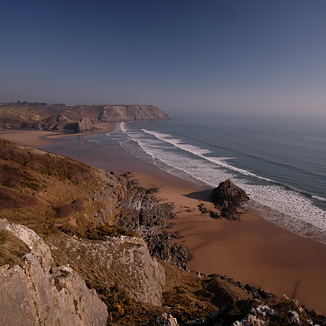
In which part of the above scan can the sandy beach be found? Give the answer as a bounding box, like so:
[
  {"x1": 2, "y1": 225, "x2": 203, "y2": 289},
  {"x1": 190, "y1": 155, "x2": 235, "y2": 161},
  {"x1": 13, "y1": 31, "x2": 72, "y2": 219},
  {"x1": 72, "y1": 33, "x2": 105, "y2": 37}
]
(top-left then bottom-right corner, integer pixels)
[
  {"x1": 133, "y1": 171, "x2": 326, "y2": 315},
  {"x1": 0, "y1": 122, "x2": 116, "y2": 147},
  {"x1": 1, "y1": 125, "x2": 326, "y2": 315}
]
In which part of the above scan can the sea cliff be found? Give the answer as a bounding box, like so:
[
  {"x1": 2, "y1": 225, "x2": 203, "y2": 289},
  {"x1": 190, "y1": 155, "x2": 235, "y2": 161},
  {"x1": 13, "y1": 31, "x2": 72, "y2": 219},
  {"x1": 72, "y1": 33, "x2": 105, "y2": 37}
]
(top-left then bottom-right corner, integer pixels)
[
  {"x1": 0, "y1": 102, "x2": 170, "y2": 133},
  {"x1": 0, "y1": 138, "x2": 325, "y2": 325}
]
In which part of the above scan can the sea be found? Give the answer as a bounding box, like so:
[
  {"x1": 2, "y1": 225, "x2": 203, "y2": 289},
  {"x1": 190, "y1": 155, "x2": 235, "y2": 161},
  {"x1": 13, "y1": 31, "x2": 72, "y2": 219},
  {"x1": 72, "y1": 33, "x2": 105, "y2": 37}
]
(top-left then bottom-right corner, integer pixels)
[{"x1": 43, "y1": 112, "x2": 326, "y2": 245}]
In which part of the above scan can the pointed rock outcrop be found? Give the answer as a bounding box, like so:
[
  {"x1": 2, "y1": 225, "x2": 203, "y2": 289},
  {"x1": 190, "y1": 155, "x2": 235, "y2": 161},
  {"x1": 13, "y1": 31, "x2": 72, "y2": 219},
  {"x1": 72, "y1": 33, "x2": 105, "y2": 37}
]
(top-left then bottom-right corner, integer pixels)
[
  {"x1": 77, "y1": 116, "x2": 98, "y2": 133},
  {"x1": 211, "y1": 179, "x2": 249, "y2": 220}
]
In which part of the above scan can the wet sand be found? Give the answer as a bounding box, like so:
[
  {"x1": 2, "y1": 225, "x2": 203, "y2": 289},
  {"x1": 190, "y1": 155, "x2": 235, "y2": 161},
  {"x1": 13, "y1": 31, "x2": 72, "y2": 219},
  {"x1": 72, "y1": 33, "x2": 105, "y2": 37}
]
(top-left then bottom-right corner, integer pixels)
[{"x1": 1, "y1": 126, "x2": 326, "y2": 314}]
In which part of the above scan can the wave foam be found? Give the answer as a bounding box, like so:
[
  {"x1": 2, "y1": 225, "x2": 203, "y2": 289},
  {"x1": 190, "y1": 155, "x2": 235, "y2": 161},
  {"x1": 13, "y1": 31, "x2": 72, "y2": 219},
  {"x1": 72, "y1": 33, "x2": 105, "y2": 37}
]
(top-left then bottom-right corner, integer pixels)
[
  {"x1": 142, "y1": 129, "x2": 273, "y2": 182},
  {"x1": 115, "y1": 123, "x2": 326, "y2": 243}
]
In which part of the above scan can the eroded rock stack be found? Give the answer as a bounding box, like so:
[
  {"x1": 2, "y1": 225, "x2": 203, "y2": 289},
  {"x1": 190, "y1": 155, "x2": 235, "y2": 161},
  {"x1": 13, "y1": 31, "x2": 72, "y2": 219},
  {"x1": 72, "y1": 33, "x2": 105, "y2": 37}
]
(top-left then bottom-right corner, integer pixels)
[
  {"x1": 77, "y1": 116, "x2": 98, "y2": 133},
  {"x1": 211, "y1": 179, "x2": 249, "y2": 220}
]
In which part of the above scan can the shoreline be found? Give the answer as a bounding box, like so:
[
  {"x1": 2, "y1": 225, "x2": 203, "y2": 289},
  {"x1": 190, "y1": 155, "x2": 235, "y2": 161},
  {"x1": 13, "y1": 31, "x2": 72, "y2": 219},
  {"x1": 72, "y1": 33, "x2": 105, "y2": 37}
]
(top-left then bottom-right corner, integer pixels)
[
  {"x1": 1, "y1": 125, "x2": 326, "y2": 315},
  {"x1": 0, "y1": 122, "x2": 117, "y2": 147}
]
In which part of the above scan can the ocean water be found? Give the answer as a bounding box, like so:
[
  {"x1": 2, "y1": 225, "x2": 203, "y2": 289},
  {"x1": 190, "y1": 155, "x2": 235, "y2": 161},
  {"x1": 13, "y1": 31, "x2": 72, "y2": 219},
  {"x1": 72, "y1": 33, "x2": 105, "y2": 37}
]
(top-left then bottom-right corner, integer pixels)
[{"x1": 105, "y1": 112, "x2": 326, "y2": 244}]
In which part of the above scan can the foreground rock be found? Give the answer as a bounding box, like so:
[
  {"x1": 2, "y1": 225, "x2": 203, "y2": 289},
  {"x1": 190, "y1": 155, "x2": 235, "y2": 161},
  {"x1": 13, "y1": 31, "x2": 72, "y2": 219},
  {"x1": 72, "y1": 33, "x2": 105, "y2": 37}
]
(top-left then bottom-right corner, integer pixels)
[
  {"x1": 211, "y1": 179, "x2": 249, "y2": 220},
  {"x1": 0, "y1": 219, "x2": 108, "y2": 326},
  {"x1": 47, "y1": 232, "x2": 166, "y2": 306}
]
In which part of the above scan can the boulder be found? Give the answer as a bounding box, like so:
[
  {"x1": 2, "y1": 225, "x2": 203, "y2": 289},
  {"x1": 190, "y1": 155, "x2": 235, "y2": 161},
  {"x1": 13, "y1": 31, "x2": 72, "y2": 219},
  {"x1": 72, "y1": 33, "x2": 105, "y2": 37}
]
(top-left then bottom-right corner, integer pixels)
[{"x1": 211, "y1": 179, "x2": 248, "y2": 220}]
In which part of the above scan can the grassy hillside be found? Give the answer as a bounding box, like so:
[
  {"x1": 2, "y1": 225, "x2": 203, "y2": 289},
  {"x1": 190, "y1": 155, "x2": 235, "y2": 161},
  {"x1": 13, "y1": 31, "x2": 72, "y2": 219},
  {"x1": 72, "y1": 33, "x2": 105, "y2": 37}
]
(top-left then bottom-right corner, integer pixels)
[
  {"x1": 0, "y1": 138, "x2": 117, "y2": 235},
  {"x1": 1, "y1": 138, "x2": 325, "y2": 326}
]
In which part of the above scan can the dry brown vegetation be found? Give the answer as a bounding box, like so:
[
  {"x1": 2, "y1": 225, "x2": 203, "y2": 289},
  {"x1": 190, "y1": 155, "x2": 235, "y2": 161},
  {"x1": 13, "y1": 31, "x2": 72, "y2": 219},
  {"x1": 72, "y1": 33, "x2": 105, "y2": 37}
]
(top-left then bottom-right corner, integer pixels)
[
  {"x1": 0, "y1": 230, "x2": 30, "y2": 267},
  {"x1": 0, "y1": 138, "x2": 113, "y2": 235}
]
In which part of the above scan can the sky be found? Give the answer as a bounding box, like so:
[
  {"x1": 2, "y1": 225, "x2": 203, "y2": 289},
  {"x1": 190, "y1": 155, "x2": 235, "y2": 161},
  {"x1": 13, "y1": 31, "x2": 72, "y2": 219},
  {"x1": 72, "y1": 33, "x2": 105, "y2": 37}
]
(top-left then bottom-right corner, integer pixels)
[{"x1": 1, "y1": 0, "x2": 326, "y2": 117}]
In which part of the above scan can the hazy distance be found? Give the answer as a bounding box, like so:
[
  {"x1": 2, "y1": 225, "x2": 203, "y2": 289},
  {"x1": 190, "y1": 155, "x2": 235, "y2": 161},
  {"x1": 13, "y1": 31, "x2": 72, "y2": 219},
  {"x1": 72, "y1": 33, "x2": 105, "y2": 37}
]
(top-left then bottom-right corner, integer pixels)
[{"x1": 1, "y1": 0, "x2": 326, "y2": 118}]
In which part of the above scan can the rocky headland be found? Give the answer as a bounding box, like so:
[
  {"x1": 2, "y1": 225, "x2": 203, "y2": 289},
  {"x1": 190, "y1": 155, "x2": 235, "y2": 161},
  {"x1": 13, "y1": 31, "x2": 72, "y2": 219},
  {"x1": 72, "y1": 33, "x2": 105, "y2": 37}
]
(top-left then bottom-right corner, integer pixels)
[
  {"x1": 0, "y1": 138, "x2": 325, "y2": 325},
  {"x1": 0, "y1": 102, "x2": 170, "y2": 133}
]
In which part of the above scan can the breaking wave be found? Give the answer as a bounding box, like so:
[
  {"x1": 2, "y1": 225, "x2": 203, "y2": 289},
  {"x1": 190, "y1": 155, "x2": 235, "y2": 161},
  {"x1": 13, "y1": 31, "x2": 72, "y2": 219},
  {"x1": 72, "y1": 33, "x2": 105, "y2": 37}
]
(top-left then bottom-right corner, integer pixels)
[{"x1": 110, "y1": 122, "x2": 326, "y2": 244}]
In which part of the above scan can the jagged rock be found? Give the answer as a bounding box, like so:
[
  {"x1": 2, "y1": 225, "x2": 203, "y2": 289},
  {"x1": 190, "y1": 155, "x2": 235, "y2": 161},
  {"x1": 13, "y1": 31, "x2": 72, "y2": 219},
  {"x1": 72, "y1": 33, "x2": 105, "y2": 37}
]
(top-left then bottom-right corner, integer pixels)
[
  {"x1": 0, "y1": 219, "x2": 108, "y2": 326},
  {"x1": 211, "y1": 179, "x2": 249, "y2": 208},
  {"x1": 211, "y1": 179, "x2": 249, "y2": 220},
  {"x1": 77, "y1": 116, "x2": 98, "y2": 133},
  {"x1": 47, "y1": 232, "x2": 166, "y2": 306},
  {"x1": 34, "y1": 113, "x2": 70, "y2": 130},
  {"x1": 149, "y1": 313, "x2": 179, "y2": 326},
  {"x1": 287, "y1": 310, "x2": 300, "y2": 324},
  {"x1": 145, "y1": 231, "x2": 190, "y2": 262}
]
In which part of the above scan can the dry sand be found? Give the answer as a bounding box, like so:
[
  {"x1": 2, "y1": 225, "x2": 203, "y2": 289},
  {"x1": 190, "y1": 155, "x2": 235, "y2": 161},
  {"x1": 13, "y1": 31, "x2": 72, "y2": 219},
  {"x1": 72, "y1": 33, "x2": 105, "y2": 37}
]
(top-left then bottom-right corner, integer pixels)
[
  {"x1": 0, "y1": 129, "x2": 55, "y2": 146},
  {"x1": 133, "y1": 171, "x2": 326, "y2": 315},
  {"x1": 0, "y1": 122, "x2": 116, "y2": 147},
  {"x1": 1, "y1": 126, "x2": 326, "y2": 314}
]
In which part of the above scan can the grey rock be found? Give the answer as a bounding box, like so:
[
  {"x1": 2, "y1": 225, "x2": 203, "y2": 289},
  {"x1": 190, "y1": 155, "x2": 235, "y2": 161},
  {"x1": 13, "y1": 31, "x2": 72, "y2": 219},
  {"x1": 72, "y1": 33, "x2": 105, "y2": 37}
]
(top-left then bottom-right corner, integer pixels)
[
  {"x1": 77, "y1": 116, "x2": 98, "y2": 133},
  {"x1": 149, "y1": 313, "x2": 179, "y2": 326},
  {"x1": 48, "y1": 232, "x2": 166, "y2": 306},
  {"x1": 0, "y1": 219, "x2": 108, "y2": 326}
]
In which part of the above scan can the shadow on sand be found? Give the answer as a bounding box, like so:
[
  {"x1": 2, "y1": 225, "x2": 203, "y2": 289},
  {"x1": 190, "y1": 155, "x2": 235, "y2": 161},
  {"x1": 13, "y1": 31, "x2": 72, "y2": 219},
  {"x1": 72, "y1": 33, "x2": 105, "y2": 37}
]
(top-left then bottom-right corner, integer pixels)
[{"x1": 183, "y1": 189, "x2": 213, "y2": 203}]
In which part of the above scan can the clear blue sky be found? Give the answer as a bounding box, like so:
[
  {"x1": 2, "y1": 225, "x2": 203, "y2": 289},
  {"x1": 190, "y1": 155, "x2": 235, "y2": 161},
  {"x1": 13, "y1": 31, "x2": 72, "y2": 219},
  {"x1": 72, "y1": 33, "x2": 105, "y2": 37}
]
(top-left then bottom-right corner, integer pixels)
[{"x1": 1, "y1": 0, "x2": 326, "y2": 117}]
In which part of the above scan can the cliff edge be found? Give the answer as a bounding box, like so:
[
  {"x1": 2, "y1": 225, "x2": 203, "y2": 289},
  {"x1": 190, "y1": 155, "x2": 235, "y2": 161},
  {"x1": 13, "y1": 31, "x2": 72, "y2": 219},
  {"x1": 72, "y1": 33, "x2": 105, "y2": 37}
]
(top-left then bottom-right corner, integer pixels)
[{"x1": 0, "y1": 102, "x2": 170, "y2": 132}]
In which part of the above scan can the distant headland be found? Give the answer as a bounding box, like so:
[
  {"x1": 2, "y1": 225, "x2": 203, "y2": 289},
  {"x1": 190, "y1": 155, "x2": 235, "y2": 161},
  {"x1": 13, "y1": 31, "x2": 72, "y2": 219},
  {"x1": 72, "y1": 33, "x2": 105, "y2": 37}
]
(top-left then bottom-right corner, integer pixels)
[{"x1": 0, "y1": 101, "x2": 170, "y2": 133}]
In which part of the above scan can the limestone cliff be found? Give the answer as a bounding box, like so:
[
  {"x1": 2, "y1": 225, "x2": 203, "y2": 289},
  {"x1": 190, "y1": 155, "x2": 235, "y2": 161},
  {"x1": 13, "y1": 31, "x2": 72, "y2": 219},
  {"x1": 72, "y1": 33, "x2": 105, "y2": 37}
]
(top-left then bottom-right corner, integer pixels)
[
  {"x1": 98, "y1": 105, "x2": 169, "y2": 122},
  {"x1": 47, "y1": 232, "x2": 166, "y2": 306},
  {"x1": 77, "y1": 116, "x2": 98, "y2": 133},
  {"x1": 0, "y1": 219, "x2": 108, "y2": 326},
  {"x1": 0, "y1": 102, "x2": 170, "y2": 132}
]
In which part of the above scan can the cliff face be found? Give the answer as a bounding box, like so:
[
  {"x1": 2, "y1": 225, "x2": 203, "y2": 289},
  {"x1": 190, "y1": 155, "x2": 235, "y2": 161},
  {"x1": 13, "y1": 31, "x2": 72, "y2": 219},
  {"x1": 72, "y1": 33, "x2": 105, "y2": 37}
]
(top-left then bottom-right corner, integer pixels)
[
  {"x1": 0, "y1": 103, "x2": 170, "y2": 132},
  {"x1": 0, "y1": 218, "x2": 166, "y2": 325},
  {"x1": 0, "y1": 139, "x2": 170, "y2": 323},
  {"x1": 98, "y1": 105, "x2": 169, "y2": 122},
  {"x1": 47, "y1": 232, "x2": 166, "y2": 306},
  {"x1": 0, "y1": 219, "x2": 108, "y2": 326}
]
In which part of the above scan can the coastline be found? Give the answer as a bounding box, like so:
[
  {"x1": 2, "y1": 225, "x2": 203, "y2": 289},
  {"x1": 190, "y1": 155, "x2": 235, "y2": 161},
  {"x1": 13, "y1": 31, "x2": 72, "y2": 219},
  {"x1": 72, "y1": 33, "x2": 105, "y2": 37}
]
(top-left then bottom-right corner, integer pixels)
[
  {"x1": 133, "y1": 171, "x2": 326, "y2": 315},
  {"x1": 1, "y1": 124, "x2": 326, "y2": 315},
  {"x1": 0, "y1": 122, "x2": 117, "y2": 147}
]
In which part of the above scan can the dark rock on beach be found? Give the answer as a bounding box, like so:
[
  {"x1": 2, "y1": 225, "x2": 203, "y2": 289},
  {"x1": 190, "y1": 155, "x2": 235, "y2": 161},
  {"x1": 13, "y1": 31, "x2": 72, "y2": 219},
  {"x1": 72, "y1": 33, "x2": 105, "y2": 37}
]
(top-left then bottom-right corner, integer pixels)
[{"x1": 211, "y1": 179, "x2": 249, "y2": 220}]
